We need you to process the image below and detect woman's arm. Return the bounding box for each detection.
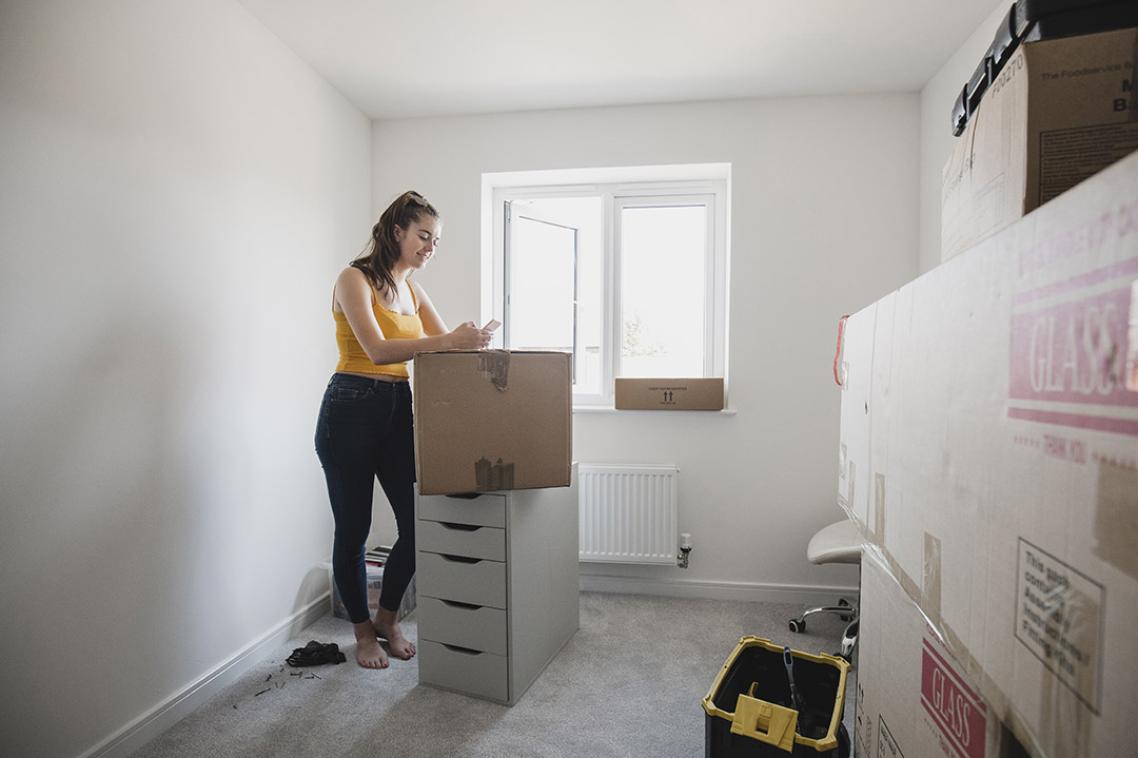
[335,268,488,364]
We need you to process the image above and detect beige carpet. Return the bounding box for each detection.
[136,592,856,758]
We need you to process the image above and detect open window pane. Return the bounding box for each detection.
[619,204,708,378]
[509,213,574,350]
[505,196,603,395]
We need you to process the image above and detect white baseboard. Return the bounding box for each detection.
[579,574,857,606]
[81,592,330,758]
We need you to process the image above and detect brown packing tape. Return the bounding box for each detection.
[1093,458,1138,581]
[478,350,510,391]
[922,532,942,622]
[1036,587,1098,758]
[873,472,885,548]
[1128,279,1138,392]
[474,457,514,491]
[1131,34,1138,121]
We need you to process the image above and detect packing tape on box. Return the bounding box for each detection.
[478,350,510,391]
[872,472,886,548]
[1094,457,1138,581]
[1035,594,1098,757]
[1130,35,1138,119]
[837,446,849,511]
[1128,279,1138,392]
[473,456,515,491]
[922,532,942,622]
[847,461,856,516]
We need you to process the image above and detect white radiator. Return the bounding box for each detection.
[578,464,678,564]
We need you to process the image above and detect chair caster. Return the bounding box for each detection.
[840,620,859,661]
[788,618,805,633]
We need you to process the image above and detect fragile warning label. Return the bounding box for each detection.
[1015,538,1105,713]
[920,641,987,758]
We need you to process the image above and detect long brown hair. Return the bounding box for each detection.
[352,190,439,296]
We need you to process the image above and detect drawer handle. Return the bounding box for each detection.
[440,599,482,610]
[445,493,482,500]
[439,522,481,532]
[439,554,481,564]
[441,643,482,656]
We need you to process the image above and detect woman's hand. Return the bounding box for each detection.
[446,321,493,350]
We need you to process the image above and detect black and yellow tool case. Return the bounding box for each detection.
[702,636,850,757]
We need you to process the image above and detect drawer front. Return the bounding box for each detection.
[417,493,506,528]
[418,639,508,702]
[417,597,507,656]
[417,520,505,562]
[416,551,507,609]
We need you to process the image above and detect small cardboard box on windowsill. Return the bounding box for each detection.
[614,378,724,410]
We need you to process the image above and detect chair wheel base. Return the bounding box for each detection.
[788,618,805,633]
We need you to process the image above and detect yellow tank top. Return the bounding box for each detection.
[334,284,424,378]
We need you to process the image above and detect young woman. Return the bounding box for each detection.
[315,191,492,669]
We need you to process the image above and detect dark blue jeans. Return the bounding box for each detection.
[315,373,416,624]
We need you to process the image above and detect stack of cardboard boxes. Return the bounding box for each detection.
[844,8,1138,757]
[846,147,1138,758]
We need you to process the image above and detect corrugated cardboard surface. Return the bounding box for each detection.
[614,378,724,410]
[841,152,1138,757]
[413,350,571,495]
[857,549,1021,758]
[942,27,1138,262]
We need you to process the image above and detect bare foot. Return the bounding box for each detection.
[354,622,389,669]
[373,615,416,660]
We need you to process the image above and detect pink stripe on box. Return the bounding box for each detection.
[1007,407,1138,437]
[1013,257,1138,306]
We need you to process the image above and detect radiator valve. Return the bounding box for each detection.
[677,532,693,569]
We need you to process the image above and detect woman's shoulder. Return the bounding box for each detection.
[334,266,376,310]
[337,265,368,285]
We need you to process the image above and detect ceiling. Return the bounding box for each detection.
[238,0,1001,120]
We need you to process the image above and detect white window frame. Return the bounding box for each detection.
[482,164,730,408]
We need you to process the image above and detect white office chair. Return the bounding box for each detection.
[788,519,862,660]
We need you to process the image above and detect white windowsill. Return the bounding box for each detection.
[572,406,738,416]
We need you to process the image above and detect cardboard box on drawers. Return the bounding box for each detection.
[941,27,1138,263]
[413,350,571,495]
[840,152,1138,757]
[856,549,1026,758]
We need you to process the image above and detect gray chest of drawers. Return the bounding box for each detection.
[415,464,579,705]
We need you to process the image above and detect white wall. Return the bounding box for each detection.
[372,95,919,601]
[0,2,370,756]
[918,1,1008,272]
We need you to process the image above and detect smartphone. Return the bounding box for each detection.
[481,319,502,332]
